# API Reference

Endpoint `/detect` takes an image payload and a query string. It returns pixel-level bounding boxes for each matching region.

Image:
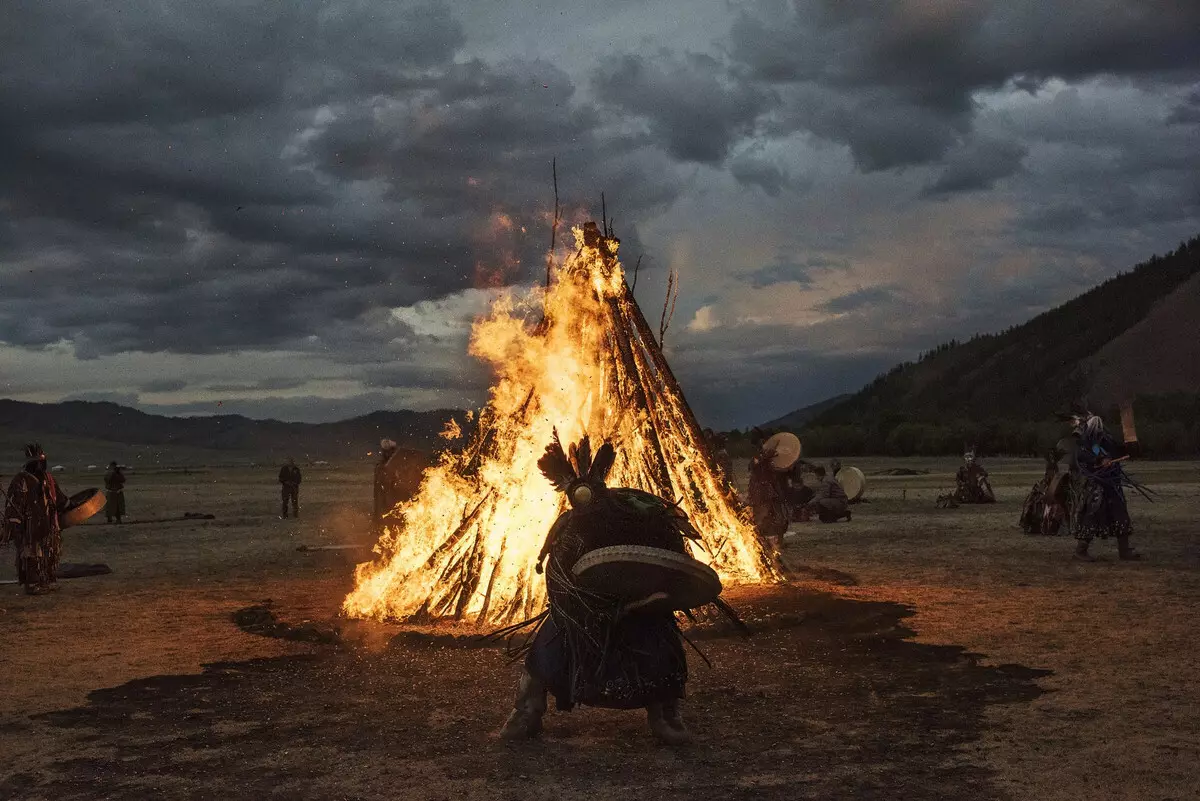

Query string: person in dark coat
[373,439,425,531]
[1071,415,1141,561]
[279,458,302,518]
[499,435,695,745]
[2,444,70,595]
[104,461,126,524]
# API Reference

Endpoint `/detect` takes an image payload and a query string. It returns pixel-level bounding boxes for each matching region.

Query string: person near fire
[278,457,302,519]
[806,465,851,523]
[2,444,70,595]
[1069,413,1143,561]
[104,461,126,524]
[373,439,425,531]
[498,435,698,744]
[746,441,788,556]
[954,448,995,504]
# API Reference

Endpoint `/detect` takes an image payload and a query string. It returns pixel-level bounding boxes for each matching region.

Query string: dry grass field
[1,456,1197,800]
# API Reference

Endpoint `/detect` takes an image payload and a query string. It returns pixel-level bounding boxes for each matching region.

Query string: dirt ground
[1,458,1197,800]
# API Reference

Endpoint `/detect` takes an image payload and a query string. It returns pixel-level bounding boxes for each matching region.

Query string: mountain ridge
[762,235,1200,456]
[0,399,462,464]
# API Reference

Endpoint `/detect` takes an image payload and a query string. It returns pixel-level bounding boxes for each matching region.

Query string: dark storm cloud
[0,1,685,364]
[729,150,791,196]
[668,327,902,428]
[139,379,189,393]
[592,52,777,163]
[742,256,849,289]
[819,286,900,314]
[729,0,1200,171]
[1166,87,1200,124]
[924,137,1029,196]
[205,377,311,393]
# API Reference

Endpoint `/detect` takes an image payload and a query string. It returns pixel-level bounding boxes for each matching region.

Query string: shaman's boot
[647,701,693,745]
[498,670,547,740]
[1117,534,1141,561]
[1074,539,1095,562]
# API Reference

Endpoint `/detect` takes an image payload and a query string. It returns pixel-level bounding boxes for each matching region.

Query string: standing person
[1071,414,1142,561]
[373,439,426,531]
[747,444,788,556]
[373,439,400,530]
[278,458,302,519]
[104,461,126,524]
[2,444,70,595]
[807,466,851,523]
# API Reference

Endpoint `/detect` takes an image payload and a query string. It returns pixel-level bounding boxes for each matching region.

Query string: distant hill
[0,400,463,467]
[773,236,1200,456]
[761,394,852,430]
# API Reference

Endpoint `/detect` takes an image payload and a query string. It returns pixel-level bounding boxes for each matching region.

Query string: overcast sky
[2,1,1198,429]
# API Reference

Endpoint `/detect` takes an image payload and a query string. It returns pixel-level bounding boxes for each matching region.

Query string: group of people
[743,433,852,556]
[955,409,1144,561]
[274,439,425,526]
[1017,408,1144,561]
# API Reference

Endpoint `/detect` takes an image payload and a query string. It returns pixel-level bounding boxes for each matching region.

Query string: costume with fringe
[523,434,691,710]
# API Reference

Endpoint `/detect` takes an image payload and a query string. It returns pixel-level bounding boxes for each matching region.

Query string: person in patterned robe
[1071,415,1141,561]
[2,444,70,595]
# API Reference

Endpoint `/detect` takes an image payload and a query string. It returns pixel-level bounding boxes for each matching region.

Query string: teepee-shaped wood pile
[344,221,777,627]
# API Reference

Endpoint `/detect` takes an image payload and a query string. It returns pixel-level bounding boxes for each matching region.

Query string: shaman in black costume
[1069,414,1144,561]
[498,435,700,744]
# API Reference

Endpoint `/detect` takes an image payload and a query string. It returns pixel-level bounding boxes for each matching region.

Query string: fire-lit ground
[1,458,1198,800]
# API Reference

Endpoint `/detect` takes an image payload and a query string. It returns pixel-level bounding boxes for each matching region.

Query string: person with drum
[104,461,126,524]
[2,444,70,595]
[499,434,728,745]
[747,432,800,555]
[806,465,851,523]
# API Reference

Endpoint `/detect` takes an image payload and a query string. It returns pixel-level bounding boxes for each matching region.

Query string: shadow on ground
[8,583,1050,801]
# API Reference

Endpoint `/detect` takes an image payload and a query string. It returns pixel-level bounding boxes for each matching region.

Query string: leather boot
[1117,534,1141,561]
[1074,539,1095,562]
[647,701,692,745]
[498,670,546,739]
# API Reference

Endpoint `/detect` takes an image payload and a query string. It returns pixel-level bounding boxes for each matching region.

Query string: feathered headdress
[24,443,46,461]
[537,429,616,508]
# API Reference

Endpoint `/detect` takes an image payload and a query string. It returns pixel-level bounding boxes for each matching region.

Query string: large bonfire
[344,223,778,627]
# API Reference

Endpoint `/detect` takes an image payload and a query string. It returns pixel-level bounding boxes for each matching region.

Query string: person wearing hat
[499,434,696,744]
[2,444,70,595]
[104,461,127,524]
[1069,413,1144,561]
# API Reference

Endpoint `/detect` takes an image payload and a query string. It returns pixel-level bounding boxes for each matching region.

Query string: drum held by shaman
[61,488,106,528]
[572,545,722,611]
[763,432,802,471]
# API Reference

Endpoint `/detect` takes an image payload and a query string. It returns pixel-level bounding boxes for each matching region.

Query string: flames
[344,226,777,627]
